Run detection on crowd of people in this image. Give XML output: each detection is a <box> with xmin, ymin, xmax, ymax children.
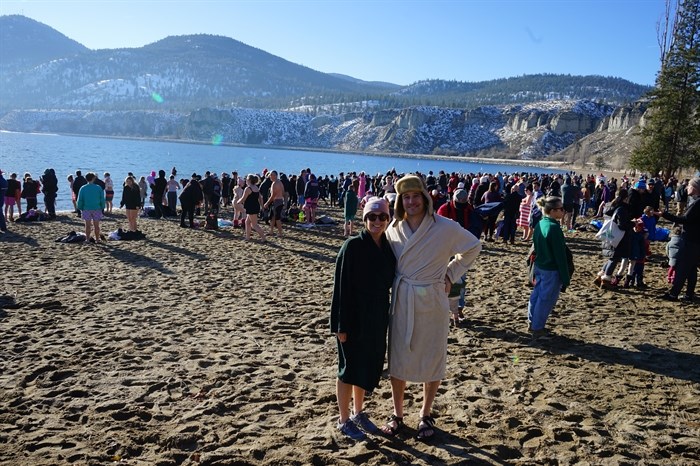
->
<box><xmin>328</xmin><ymin>169</ymin><xmax>699</xmax><ymax>442</ymax></box>
<box><xmin>0</xmin><ymin>163</ymin><xmax>698</xmax><ymax>443</ymax></box>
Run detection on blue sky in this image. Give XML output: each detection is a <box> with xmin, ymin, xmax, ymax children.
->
<box><xmin>1</xmin><ymin>0</ymin><xmax>666</xmax><ymax>86</ymax></box>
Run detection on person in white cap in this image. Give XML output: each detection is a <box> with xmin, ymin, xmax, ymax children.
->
<box><xmin>380</xmin><ymin>174</ymin><xmax>481</xmax><ymax>441</ymax></box>
<box><xmin>330</xmin><ymin>197</ymin><xmax>395</xmax><ymax>441</ymax></box>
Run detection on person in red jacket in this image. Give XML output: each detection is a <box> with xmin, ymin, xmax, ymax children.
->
<box><xmin>437</xmin><ymin>188</ymin><xmax>473</xmax><ymax>229</ymax></box>
<box><xmin>437</xmin><ymin>188</ymin><xmax>474</xmax><ymax>326</ymax></box>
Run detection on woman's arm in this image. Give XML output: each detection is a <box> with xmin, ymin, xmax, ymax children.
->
<box><xmin>237</xmin><ymin>187</ymin><xmax>249</xmax><ymax>205</ymax></box>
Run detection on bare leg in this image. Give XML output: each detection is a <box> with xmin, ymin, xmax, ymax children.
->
<box><xmin>352</xmin><ymin>385</ymin><xmax>366</xmax><ymax>415</ymax></box>
<box><xmin>421</xmin><ymin>380</ymin><xmax>441</xmax><ymax>418</ymax></box>
<box><xmin>249</xmin><ymin>216</ymin><xmax>266</xmax><ymax>242</ymax></box>
<box><xmin>245</xmin><ymin>215</ymin><xmax>252</xmax><ymax>240</ymax></box>
<box><xmin>84</xmin><ymin>219</ymin><xmax>92</xmax><ymax>240</ymax></box>
<box><xmin>127</xmin><ymin>209</ymin><xmax>137</xmax><ymax>231</ymax></box>
<box><xmin>93</xmin><ymin>220</ymin><xmax>101</xmax><ymax>241</ymax></box>
<box><xmin>379</xmin><ymin>376</ymin><xmax>406</xmax><ymax>435</ymax></box>
<box><xmin>336</xmin><ymin>379</ymin><xmax>352</xmax><ymax>423</ymax></box>
<box><xmin>389</xmin><ymin>377</ymin><xmax>406</xmax><ymax>418</ymax></box>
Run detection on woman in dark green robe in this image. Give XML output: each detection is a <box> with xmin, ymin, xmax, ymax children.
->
<box><xmin>330</xmin><ymin>197</ymin><xmax>396</xmax><ymax>440</ymax></box>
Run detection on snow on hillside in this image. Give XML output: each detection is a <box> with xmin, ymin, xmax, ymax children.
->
<box><xmin>0</xmin><ymin>100</ymin><xmax>619</xmax><ymax>159</ymax></box>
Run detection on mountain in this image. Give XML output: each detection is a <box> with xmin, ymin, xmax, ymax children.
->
<box><xmin>0</xmin><ymin>15</ymin><xmax>402</xmax><ymax>112</ymax></box>
<box><xmin>394</xmin><ymin>75</ymin><xmax>652</xmax><ymax>109</ymax></box>
<box><xmin>327</xmin><ymin>73</ymin><xmax>400</xmax><ymax>89</ymax></box>
<box><xmin>0</xmin><ymin>15</ymin><xmax>655</xmax><ymax>165</ymax></box>
<box><xmin>0</xmin><ymin>15</ymin><xmax>88</xmax><ymax>69</ymax></box>
<box><xmin>0</xmin><ymin>15</ymin><xmax>652</xmax><ymax>113</ymax></box>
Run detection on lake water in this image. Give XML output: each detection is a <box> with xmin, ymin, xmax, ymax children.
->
<box><xmin>0</xmin><ymin>131</ymin><xmax>566</xmax><ymax>212</ymax></box>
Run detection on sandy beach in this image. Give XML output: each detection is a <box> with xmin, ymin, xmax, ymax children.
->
<box><xmin>1</xmin><ymin>205</ymin><xmax>698</xmax><ymax>465</ymax></box>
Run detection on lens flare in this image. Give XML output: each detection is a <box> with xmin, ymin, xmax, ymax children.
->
<box><xmin>151</xmin><ymin>92</ymin><xmax>164</xmax><ymax>103</ymax></box>
<box><xmin>211</xmin><ymin>134</ymin><xmax>224</xmax><ymax>146</ymax></box>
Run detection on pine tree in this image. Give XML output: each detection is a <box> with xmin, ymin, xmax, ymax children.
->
<box><xmin>630</xmin><ymin>0</ymin><xmax>700</xmax><ymax>178</ymax></box>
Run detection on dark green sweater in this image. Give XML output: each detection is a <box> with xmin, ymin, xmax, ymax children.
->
<box><xmin>533</xmin><ymin>217</ymin><xmax>570</xmax><ymax>287</ymax></box>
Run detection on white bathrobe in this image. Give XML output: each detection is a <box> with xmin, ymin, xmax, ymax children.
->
<box><xmin>386</xmin><ymin>212</ymin><xmax>481</xmax><ymax>382</ymax></box>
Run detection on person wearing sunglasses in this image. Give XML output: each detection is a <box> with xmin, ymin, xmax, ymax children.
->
<box><xmin>330</xmin><ymin>197</ymin><xmax>396</xmax><ymax>441</ymax></box>
<box><xmin>381</xmin><ymin>174</ymin><xmax>482</xmax><ymax>441</ymax></box>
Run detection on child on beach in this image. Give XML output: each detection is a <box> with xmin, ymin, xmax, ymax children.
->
<box><xmin>666</xmin><ymin>226</ymin><xmax>683</xmax><ymax>284</ymax></box>
<box><xmin>640</xmin><ymin>206</ymin><xmax>658</xmax><ymax>258</ymax></box>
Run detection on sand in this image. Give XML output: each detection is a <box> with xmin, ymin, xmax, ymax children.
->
<box><xmin>1</xmin><ymin>205</ymin><xmax>698</xmax><ymax>466</ymax></box>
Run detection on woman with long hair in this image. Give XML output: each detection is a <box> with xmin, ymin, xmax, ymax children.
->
<box><xmin>594</xmin><ymin>189</ymin><xmax>633</xmax><ymax>289</ymax></box>
<box><xmin>518</xmin><ymin>185</ymin><xmax>534</xmax><ymax>241</ymax></box>
<box><xmin>120</xmin><ymin>176</ymin><xmax>142</xmax><ymax>232</ymax></box>
<box><xmin>239</xmin><ymin>174</ymin><xmax>266</xmax><ymax>242</ymax></box>
<box><xmin>528</xmin><ymin>196</ymin><xmax>570</xmax><ymax>338</ymax></box>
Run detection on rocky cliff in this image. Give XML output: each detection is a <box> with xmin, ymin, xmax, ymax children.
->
<box><xmin>554</xmin><ymin>100</ymin><xmax>649</xmax><ymax>170</ymax></box>
<box><xmin>0</xmin><ymin>99</ymin><xmax>646</xmax><ymax>162</ymax></box>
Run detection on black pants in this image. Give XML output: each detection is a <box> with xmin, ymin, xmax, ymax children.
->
<box><xmin>44</xmin><ymin>193</ymin><xmax>56</xmax><ymax>217</ymax></box>
<box><xmin>502</xmin><ymin>215</ymin><xmax>517</xmax><ymax>242</ymax></box>
<box><xmin>154</xmin><ymin>196</ymin><xmax>164</xmax><ymax>218</ymax></box>
<box><xmin>180</xmin><ymin>203</ymin><xmax>195</xmax><ymax>226</ymax></box>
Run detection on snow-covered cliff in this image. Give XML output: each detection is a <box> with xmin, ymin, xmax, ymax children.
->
<box><xmin>0</xmin><ymin>99</ymin><xmax>624</xmax><ymax>159</ymax></box>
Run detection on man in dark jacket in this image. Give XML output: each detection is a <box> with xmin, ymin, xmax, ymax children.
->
<box><xmin>152</xmin><ymin>170</ymin><xmax>168</xmax><ymax>219</ymax></box>
<box><xmin>648</xmin><ymin>178</ymin><xmax>664</xmax><ymax>211</ymax></box>
<box><xmin>501</xmin><ymin>185</ymin><xmax>523</xmax><ymax>243</ymax></box>
<box><xmin>179</xmin><ymin>174</ymin><xmax>204</xmax><ymax>228</ymax></box>
<box><xmin>328</xmin><ymin>175</ymin><xmax>339</xmax><ymax>207</ymax></box>
<box><xmin>72</xmin><ymin>170</ymin><xmax>87</xmax><ymax>216</ymax></box>
<box><xmin>629</xmin><ymin>179</ymin><xmax>652</xmax><ymax>219</ymax></box>
<box><xmin>40</xmin><ymin>168</ymin><xmax>59</xmax><ymax>219</ymax></box>
<box><xmin>659</xmin><ymin>177</ymin><xmax>700</xmax><ymax>302</ymax></box>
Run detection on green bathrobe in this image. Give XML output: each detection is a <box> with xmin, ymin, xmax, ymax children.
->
<box><xmin>330</xmin><ymin>229</ymin><xmax>396</xmax><ymax>392</ymax></box>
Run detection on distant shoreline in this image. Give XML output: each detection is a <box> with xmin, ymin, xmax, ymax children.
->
<box><xmin>28</xmin><ymin>130</ymin><xmax>573</xmax><ymax>173</ymax></box>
